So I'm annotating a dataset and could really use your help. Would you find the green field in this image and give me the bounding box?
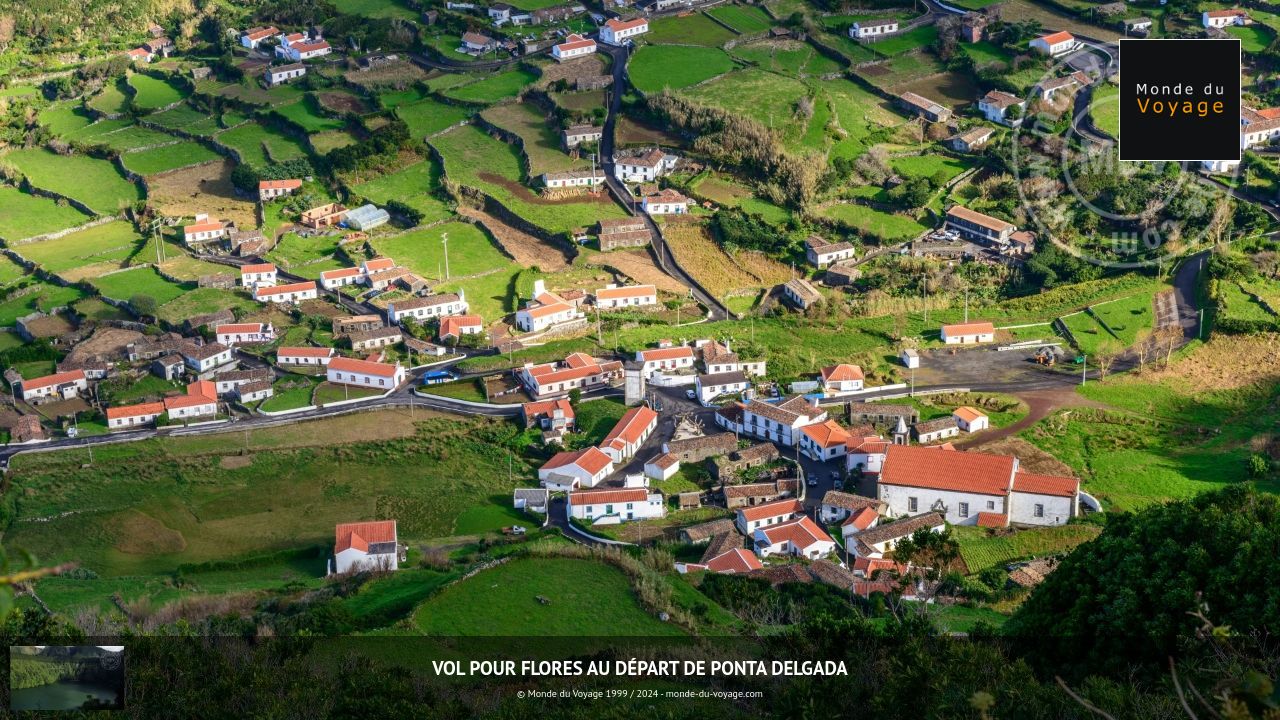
[332,0,418,19]
[156,287,259,324]
[1087,290,1156,348]
[349,158,452,224]
[13,220,141,276]
[865,25,938,56]
[1090,81,1119,139]
[441,68,537,104]
[647,13,737,46]
[91,266,188,305]
[890,154,971,182]
[629,45,736,93]
[679,68,821,151]
[146,103,226,136]
[122,141,221,175]
[482,102,588,175]
[84,124,176,152]
[430,124,629,234]
[953,524,1103,573]
[690,173,791,224]
[732,39,843,77]
[707,4,774,33]
[414,557,683,636]
[820,77,902,160]
[0,283,87,326]
[215,121,309,167]
[311,130,360,154]
[0,185,92,241]
[369,222,508,280]
[1227,24,1274,53]
[38,103,96,137]
[88,80,131,115]
[128,73,188,111]
[396,97,473,138]
[1,148,142,214]
[276,96,346,132]
[266,233,343,273]
[378,87,427,109]
[819,202,929,241]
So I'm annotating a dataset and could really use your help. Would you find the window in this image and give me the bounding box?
[986,500,995,510]
[908,497,917,512]
[626,503,633,510]
[1034,504,1044,518]
[605,504,613,514]
[959,502,969,518]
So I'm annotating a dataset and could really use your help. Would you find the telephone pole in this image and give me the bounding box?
[441,232,450,280]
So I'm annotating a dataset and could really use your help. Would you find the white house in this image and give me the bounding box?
[332,520,399,575]
[695,370,749,405]
[278,346,335,366]
[595,284,657,310]
[1240,106,1280,150]
[163,380,219,420]
[805,236,857,268]
[236,379,274,403]
[180,342,233,374]
[568,487,665,524]
[488,2,513,22]
[255,281,318,304]
[915,417,959,443]
[798,419,852,462]
[562,124,602,149]
[818,490,883,525]
[846,511,945,559]
[1203,9,1248,28]
[641,189,690,215]
[439,315,484,341]
[515,284,585,332]
[845,431,891,475]
[697,339,766,377]
[258,179,302,202]
[1028,30,1078,56]
[644,452,680,482]
[266,63,306,86]
[183,216,232,245]
[320,267,364,290]
[819,363,864,394]
[979,90,1026,126]
[734,498,804,535]
[216,322,276,346]
[538,447,615,490]
[740,395,827,447]
[614,148,676,183]
[552,33,596,61]
[635,345,695,377]
[543,169,606,189]
[850,18,898,39]
[327,356,405,390]
[953,406,989,433]
[599,405,659,463]
[1202,158,1242,173]
[240,263,277,289]
[517,353,620,400]
[240,26,279,49]
[940,321,995,344]
[276,33,331,61]
[877,444,1078,527]
[600,17,649,46]
[19,369,88,402]
[387,292,468,325]
[752,516,835,559]
[782,278,822,310]
[106,401,165,429]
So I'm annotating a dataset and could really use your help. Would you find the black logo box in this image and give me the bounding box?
[1118,38,1241,162]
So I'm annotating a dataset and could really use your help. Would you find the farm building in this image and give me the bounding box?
[331,520,400,575]
[344,204,391,231]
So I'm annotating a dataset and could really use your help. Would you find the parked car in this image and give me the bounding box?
[806,477,818,487]
[685,389,696,399]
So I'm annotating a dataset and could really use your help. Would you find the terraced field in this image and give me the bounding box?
[1,148,142,213]
[629,45,736,93]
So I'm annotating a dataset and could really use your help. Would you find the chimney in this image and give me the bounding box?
[532,279,546,298]
[194,213,208,222]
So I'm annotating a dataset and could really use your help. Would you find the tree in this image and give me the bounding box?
[129,294,158,317]
[567,388,582,408]
[889,526,960,612]
[1005,487,1280,680]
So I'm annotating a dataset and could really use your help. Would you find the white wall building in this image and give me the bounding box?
[255,281,318,304]
[940,321,995,344]
[326,357,405,389]
[734,498,804,536]
[332,520,399,575]
[595,284,657,310]
[850,18,899,39]
[215,322,275,346]
[387,292,468,325]
[568,488,665,524]
[538,447,614,490]
[600,17,649,46]
[740,395,827,447]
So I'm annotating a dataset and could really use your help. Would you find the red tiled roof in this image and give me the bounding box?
[605,17,648,31]
[568,487,648,506]
[321,267,362,280]
[821,364,864,383]
[364,257,396,272]
[184,221,226,234]
[21,369,86,391]
[543,446,613,475]
[258,179,301,191]
[601,406,658,448]
[292,40,330,53]
[597,284,656,300]
[953,406,987,423]
[335,520,396,553]
[523,398,574,420]
[942,321,996,336]
[106,401,165,420]
[880,444,1015,496]
[244,26,278,41]
[524,301,575,319]
[800,419,851,448]
[842,506,880,531]
[1205,9,1247,18]
[242,263,275,274]
[639,346,693,362]
[853,556,904,578]
[947,205,1015,233]
[278,346,333,358]
[706,548,762,574]
[758,516,832,550]
[1012,471,1079,497]
[1037,30,1075,44]
[329,356,400,378]
[217,323,266,334]
[556,33,596,51]
[738,498,804,523]
[256,281,316,298]
[439,315,482,338]
[976,512,1008,528]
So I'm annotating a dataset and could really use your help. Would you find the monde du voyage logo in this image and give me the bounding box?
[1119,38,1241,162]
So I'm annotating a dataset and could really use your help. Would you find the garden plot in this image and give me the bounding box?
[0,284,87,326]
[145,103,226,136]
[349,157,453,224]
[128,73,188,111]
[332,0,418,20]
[84,124,177,152]
[91,266,188,305]
[482,102,589,175]
[662,222,790,302]
[396,97,472,138]
[311,130,361,154]
[731,39,843,77]
[707,4,773,33]
[0,186,92,241]
[430,124,629,235]
[215,121,309,167]
[858,52,946,90]
[549,90,605,114]
[122,142,221,176]
[690,173,790,225]
[275,96,345,133]
[997,0,1121,41]
[38,103,96,137]
[646,13,737,46]
[441,68,538,105]
[629,45,736,93]
[1,148,142,214]
[266,233,347,276]
[369,222,510,280]
[88,80,131,115]
[818,203,929,242]
[11,220,142,280]
[959,41,1044,93]
[892,70,981,108]
[147,160,258,229]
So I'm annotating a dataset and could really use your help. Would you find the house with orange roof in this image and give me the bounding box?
[599,405,658,463]
[878,444,1078,527]
[327,356,405,390]
[320,266,364,290]
[940,320,995,344]
[215,322,276,346]
[845,430,892,475]
[679,548,764,575]
[1203,8,1249,28]
[641,188,690,215]
[163,381,218,420]
[752,515,835,559]
[552,33,596,61]
[734,498,804,535]
[595,284,657,310]
[635,344,696,377]
[516,353,621,400]
[600,16,649,46]
[515,280,585,333]
[952,406,989,432]
[254,280,318,304]
[537,447,615,490]
[240,25,279,49]
[1029,30,1078,56]
[240,262,277,288]
[277,346,335,367]
[331,520,400,575]
[18,369,88,403]
[567,487,665,524]
[182,215,233,245]
[439,314,483,341]
[258,179,302,201]
[521,398,574,431]
[106,401,166,429]
[819,363,864,394]
[799,419,852,461]
[643,451,680,482]
[819,489,884,524]
[126,47,153,62]
[847,511,945,559]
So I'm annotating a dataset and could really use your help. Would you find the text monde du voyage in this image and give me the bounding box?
[1133,82,1230,118]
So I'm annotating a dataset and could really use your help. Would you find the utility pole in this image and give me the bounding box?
[441,232,450,280]
[964,289,969,323]
[1081,355,1087,386]
[1199,308,1204,340]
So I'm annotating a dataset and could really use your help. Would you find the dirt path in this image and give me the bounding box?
[456,205,570,270]
[956,388,1110,450]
